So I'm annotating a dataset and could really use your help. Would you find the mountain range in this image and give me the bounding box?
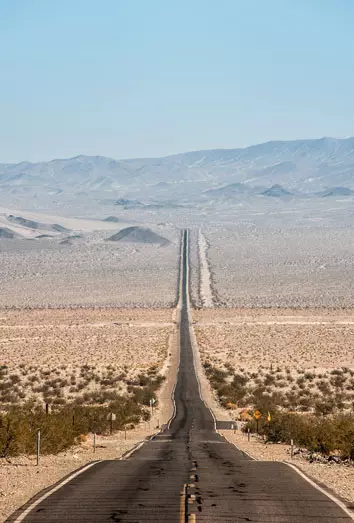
[1,137,354,207]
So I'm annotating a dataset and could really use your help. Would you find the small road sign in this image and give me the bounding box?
[253,410,262,420]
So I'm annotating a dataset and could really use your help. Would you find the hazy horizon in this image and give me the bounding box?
[2,135,354,165]
[1,1,354,162]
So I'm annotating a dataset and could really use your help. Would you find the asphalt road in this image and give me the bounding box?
[11,230,353,522]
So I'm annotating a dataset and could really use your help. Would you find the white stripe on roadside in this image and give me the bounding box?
[13,461,101,523]
[284,462,354,521]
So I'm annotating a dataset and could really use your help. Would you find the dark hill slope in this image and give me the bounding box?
[107,226,170,246]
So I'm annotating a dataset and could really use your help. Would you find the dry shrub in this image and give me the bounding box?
[246,412,354,459]
[0,372,165,457]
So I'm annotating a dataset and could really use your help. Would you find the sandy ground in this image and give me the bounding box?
[0,308,175,405]
[0,309,180,521]
[0,212,180,308]
[193,308,354,371]
[0,207,129,233]
[190,313,354,506]
[0,239,179,308]
[198,230,214,308]
[205,224,354,308]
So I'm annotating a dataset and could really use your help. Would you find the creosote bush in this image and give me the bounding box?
[0,399,144,458]
[0,372,166,458]
[245,412,354,459]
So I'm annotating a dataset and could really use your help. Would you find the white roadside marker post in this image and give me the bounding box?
[36,430,41,466]
[291,439,294,458]
[93,432,96,453]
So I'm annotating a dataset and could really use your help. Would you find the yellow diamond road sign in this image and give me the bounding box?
[254,410,262,420]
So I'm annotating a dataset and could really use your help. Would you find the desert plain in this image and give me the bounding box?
[0,308,176,407]
[194,308,354,411]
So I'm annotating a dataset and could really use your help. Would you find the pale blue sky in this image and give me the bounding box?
[1,0,354,162]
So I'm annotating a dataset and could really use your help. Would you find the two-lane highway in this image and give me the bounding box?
[10,230,353,522]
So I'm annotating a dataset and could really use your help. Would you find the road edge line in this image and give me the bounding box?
[221,435,354,518]
[219,434,258,461]
[167,230,183,429]
[283,461,354,520]
[11,460,101,523]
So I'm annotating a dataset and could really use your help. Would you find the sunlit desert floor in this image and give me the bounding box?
[0,308,176,406]
[193,308,354,410]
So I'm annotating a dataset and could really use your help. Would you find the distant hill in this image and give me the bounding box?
[52,224,71,233]
[115,199,142,207]
[107,226,170,245]
[0,227,17,239]
[7,215,41,229]
[2,138,354,207]
[59,235,83,246]
[320,187,354,197]
[261,184,293,197]
[7,215,71,233]
[205,183,254,198]
[103,216,121,223]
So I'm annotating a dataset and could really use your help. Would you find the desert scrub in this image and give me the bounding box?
[0,370,166,458]
[203,359,354,414]
[245,412,354,460]
[0,397,145,458]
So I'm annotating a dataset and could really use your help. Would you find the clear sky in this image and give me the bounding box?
[1,0,354,162]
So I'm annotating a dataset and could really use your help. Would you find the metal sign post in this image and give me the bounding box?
[253,410,262,435]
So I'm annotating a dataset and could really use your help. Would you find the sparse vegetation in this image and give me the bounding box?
[0,367,165,458]
[0,308,173,458]
[200,310,354,461]
[203,360,354,414]
[244,412,354,460]
[0,308,173,407]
